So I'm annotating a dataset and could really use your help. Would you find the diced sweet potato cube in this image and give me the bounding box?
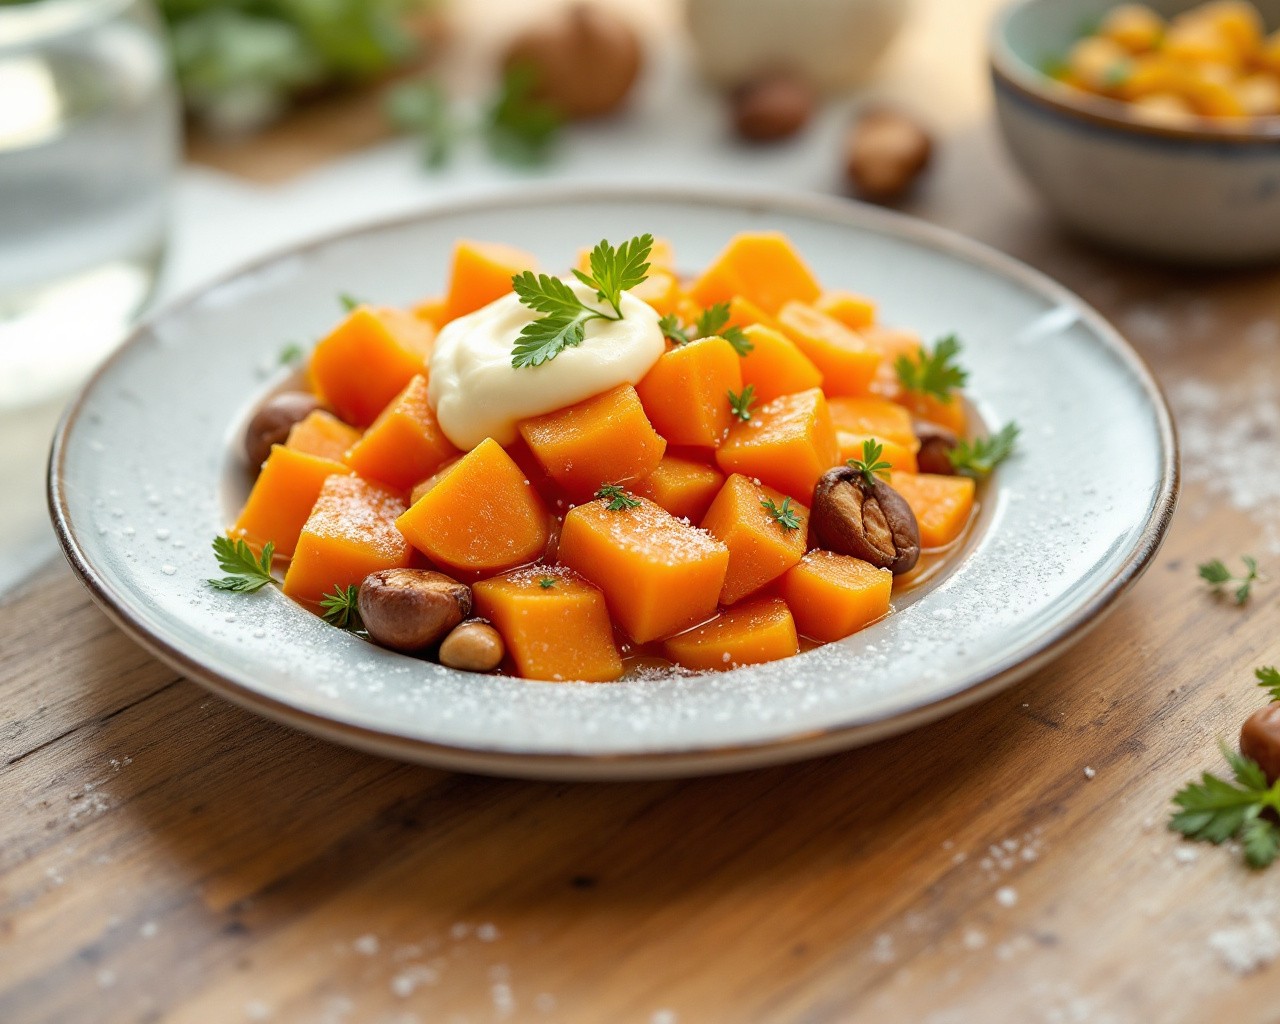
[896,391,968,435]
[723,295,781,333]
[412,295,446,327]
[282,475,411,604]
[688,232,822,314]
[308,306,435,427]
[701,474,809,604]
[862,325,924,400]
[631,270,683,316]
[232,446,351,558]
[662,597,799,671]
[737,324,823,403]
[443,240,538,322]
[409,455,463,506]
[578,237,677,274]
[632,455,725,523]
[344,375,458,492]
[635,338,742,448]
[837,432,918,473]
[396,438,550,573]
[777,303,881,396]
[715,388,840,502]
[889,473,976,549]
[518,384,666,501]
[779,550,893,642]
[473,565,623,682]
[558,496,729,643]
[286,410,361,463]
[817,290,877,330]
[827,397,917,447]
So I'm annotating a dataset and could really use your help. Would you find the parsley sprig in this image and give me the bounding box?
[596,483,642,511]
[761,496,803,531]
[207,537,277,593]
[320,584,362,631]
[847,439,893,487]
[1170,743,1280,869]
[949,422,1020,478]
[339,293,365,312]
[510,234,653,369]
[1199,556,1264,606]
[728,385,757,422]
[658,303,753,357]
[895,334,969,402]
[538,576,557,589]
[1257,666,1280,702]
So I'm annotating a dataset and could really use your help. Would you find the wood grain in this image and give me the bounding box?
[6,0,1280,1021]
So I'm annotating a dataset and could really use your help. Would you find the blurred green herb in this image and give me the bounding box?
[1169,742,1280,869]
[320,584,362,630]
[386,77,457,167]
[278,341,305,366]
[1199,556,1264,606]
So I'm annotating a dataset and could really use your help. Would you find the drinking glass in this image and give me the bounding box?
[0,0,179,409]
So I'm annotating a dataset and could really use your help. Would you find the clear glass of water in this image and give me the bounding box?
[0,0,179,410]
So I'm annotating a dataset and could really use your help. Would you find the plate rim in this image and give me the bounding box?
[47,183,1180,779]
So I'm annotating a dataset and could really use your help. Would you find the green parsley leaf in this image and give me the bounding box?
[207,537,277,593]
[538,576,556,589]
[1257,666,1280,703]
[512,271,590,319]
[486,63,561,166]
[1199,556,1264,605]
[278,342,305,366]
[1170,742,1280,868]
[761,496,803,531]
[720,325,753,357]
[339,293,366,312]
[847,439,893,487]
[949,422,1020,478]
[728,385,756,422]
[658,313,691,345]
[386,78,457,168]
[575,234,653,318]
[320,584,363,631]
[595,483,642,511]
[696,302,732,337]
[895,334,969,402]
[511,313,592,370]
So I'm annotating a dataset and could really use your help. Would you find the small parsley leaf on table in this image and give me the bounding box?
[895,334,969,401]
[1257,666,1280,702]
[1169,743,1280,869]
[1198,555,1264,605]
[207,537,277,593]
[320,584,362,631]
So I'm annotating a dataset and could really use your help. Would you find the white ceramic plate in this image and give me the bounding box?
[49,186,1177,780]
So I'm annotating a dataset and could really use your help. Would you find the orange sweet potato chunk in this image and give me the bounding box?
[837,432,918,473]
[896,391,968,435]
[779,550,893,643]
[715,388,840,502]
[396,438,550,573]
[889,473,976,549]
[862,325,924,400]
[701,474,809,605]
[518,384,666,501]
[473,565,623,682]
[776,303,881,397]
[632,455,725,523]
[827,397,917,447]
[635,338,742,448]
[309,306,435,427]
[817,290,877,330]
[737,324,823,403]
[558,495,729,643]
[232,446,351,558]
[286,410,361,463]
[688,232,822,314]
[282,475,411,604]
[723,295,781,333]
[411,295,447,327]
[631,270,683,316]
[344,375,458,492]
[662,596,799,671]
[443,240,538,322]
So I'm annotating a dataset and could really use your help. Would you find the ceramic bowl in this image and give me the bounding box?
[991,0,1280,265]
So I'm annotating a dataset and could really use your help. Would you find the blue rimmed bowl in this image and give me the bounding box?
[991,0,1280,265]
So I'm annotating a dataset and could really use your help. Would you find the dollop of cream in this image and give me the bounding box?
[428,279,665,450]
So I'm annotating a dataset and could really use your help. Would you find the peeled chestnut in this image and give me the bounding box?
[811,466,920,575]
[732,70,815,142]
[244,391,320,469]
[913,420,959,476]
[502,3,643,119]
[845,106,933,204]
[358,569,473,654]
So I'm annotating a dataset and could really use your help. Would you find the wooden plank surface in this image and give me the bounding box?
[5,1,1280,1021]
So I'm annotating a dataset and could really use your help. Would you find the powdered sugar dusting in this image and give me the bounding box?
[1208,905,1280,975]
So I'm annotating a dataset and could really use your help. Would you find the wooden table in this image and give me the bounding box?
[6,2,1280,1021]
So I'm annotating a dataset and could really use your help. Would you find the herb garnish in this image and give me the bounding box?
[1170,742,1280,869]
[510,234,653,369]
[895,334,969,402]
[728,385,757,422]
[949,422,1020,478]
[847,439,893,487]
[1257,666,1280,702]
[595,483,642,511]
[207,537,277,593]
[761,496,803,531]
[658,302,752,356]
[320,584,362,631]
[538,576,557,589]
[278,342,305,366]
[339,293,364,312]
[1199,556,1264,606]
